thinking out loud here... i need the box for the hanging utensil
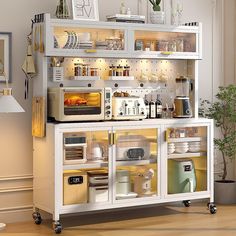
[39,24,44,53]
[34,25,39,51]
[22,37,36,99]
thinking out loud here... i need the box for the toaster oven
[48,87,112,122]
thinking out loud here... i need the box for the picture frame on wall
[71,0,99,21]
[0,32,12,82]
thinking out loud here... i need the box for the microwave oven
[48,87,112,122]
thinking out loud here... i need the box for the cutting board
[32,96,45,138]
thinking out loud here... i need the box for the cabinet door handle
[113,133,116,145]
[161,51,173,55]
[165,130,170,142]
[108,133,113,146]
[84,49,97,53]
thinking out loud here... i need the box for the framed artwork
[71,0,99,21]
[0,32,12,82]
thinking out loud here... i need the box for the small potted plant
[149,0,165,24]
[200,85,236,204]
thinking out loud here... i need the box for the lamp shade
[0,88,24,113]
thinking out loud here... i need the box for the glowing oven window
[64,92,101,115]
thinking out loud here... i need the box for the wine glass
[162,103,169,119]
[176,2,183,25]
[168,102,175,118]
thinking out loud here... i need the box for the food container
[74,63,83,76]
[176,38,184,52]
[109,65,116,76]
[157,40,168,51]
[82,64,90,76]
[116,135,150,160]
[90,67,99,76]
[87,170,108,185]
[63,170,88,205]
[89,185,108,203]
[168,40,177,52]
[123,65,130,76]
[135,39,144,51]
[106,38,123,50]
[116,170,130,195]
[116,65,123,76]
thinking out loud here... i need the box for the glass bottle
[144,95,150,119]
[156,94,162,118]
[149,95,156,119]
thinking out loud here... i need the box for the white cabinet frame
[33,119,214,222]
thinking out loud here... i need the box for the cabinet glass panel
[115,128,158,200]
[167,126,207,195]
[63,131,110,205]
[134,31,196,53]
[53,26,125,51]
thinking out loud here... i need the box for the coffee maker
[173,76,193,118]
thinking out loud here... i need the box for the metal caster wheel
[32,212,42,225]
[53,222,62,234]
[183,200,191,207]
[208,203,217,214]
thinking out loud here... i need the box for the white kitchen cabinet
[31,14,214,234]
[33,119,215,233]
[43,14,202,59]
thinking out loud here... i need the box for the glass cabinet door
[113,127,159,201]
[51,25,127,55]
[166,126,208,195]
[62,129,111,206]
[133,30,197,55]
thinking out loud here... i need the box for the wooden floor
[1,202,236,236]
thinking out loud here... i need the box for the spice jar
[157,40,168,51]
[168,40,177,52]
[176,38,184,52]
[82,64,90,76]
[74,63,83,76]
[135,39,144,51]
[109,65,116,76]
[116,65,123,76]
[90,68,99,76]
[123,65,130,76]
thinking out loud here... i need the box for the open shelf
[68,76,101,81]
[116,159,157,167]
[63,161,108,170]
[108,76,134,81]
[168,137,204,143]
[168,152,207,159]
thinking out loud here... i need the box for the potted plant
[200,85,236,204]
[149,0,165,24]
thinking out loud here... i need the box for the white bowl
[188,147,201,153]
[175,147,189,154]
[189,141,201,145]
[175,143,189,148]
[168,148,175,154]
[168,143,175,148]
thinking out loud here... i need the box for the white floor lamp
[0,76,25,230]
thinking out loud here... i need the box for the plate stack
[95,41,108,50]
[188,141,202,153]
[79,41,93,49]
[168,143,175,154]
[174,142,189,154]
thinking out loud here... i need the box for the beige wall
[0,0,226,223]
